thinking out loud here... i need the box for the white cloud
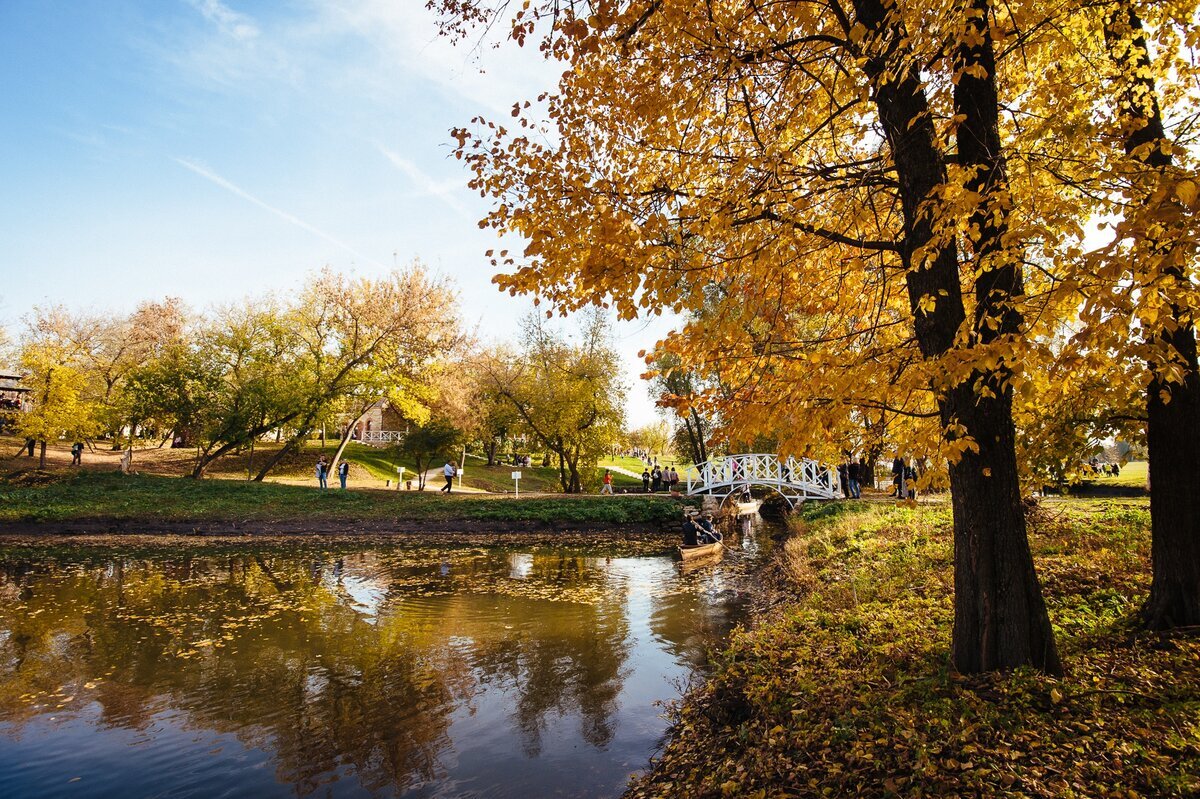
[189,0,260,41]
[312,0,561,118]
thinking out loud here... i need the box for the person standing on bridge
[668,466,679,493]
[651,465,662,492]
[641,468,651,492]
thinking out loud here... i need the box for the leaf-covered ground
[626,499,1199,798]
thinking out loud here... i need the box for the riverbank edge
[621,499,1200,798]
[0,470,698,535]
[0,515,679,537]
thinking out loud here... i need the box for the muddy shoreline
[0,515,681,538]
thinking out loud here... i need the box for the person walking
[441,461,456,493]
[338,460,349,490]
[316,456,328,489]
[846,458,860,499]
[651,465,662,492]
[668,466,679,493]
[70,442,83,466]
[891,455,904,499]
[600,470,614,495]
[641,468,651,493]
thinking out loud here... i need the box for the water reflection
[0,538,766,798]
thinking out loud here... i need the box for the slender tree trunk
[1104,3,1200,629]
[330,400,376,477]
[853,0,1060,674]
[253,427,311,482]
[38,440,46,470]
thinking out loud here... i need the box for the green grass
[1080,459,1148,488]
[599,455,695,474]
[0,469,689,528]
[627,497,1200,798]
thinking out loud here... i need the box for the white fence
[359,430,405,446]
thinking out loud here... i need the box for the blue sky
[0,0,671,426]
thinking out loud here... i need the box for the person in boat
[697,512,723,544]
[682,510,701,546]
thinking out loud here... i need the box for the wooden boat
[677,541,724,561]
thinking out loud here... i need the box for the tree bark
[1104,3,1200,629]
[252,426,312,482]
[852,0,1061,674]
[947,0,1060,673]
[329,399,377,477]
[38,440,46,470]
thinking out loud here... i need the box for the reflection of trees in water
[503,554,628,757]
[0,553,469,794]
[0,547,636,793]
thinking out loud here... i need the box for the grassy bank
[627,499,1199,798]
[0,470,690,530]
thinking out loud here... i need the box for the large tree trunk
[1144,341,1200,627]
[945,383,1062,672]
[947,0,1061,673]
[853,0,1060,674]
[1103,3,1200,630]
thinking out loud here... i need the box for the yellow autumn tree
[433,0,1200,673]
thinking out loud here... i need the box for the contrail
[377,145,470,218]
[174,156,387,270]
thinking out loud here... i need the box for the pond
[0,520,773,798]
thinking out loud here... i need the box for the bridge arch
[683,453,840,508]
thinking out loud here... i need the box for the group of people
[315,456,350,490]
[641,464,681,493]
[1085,458,1121,477]
[837,458,873,499]
[891,456,918,500]
[681,509,722,546]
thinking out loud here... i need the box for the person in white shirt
[441,461,456,493]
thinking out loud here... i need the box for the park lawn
[1079,459,1148,490]
[599,455,696,474]
[454,463,644,493]
[627,498,1199,798]
[0,469,690,528]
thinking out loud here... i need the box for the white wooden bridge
[684,453,840,507]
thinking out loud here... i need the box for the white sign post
[396,466,404,490]
[511,470,522,498]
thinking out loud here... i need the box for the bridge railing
[685,453,838,499]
